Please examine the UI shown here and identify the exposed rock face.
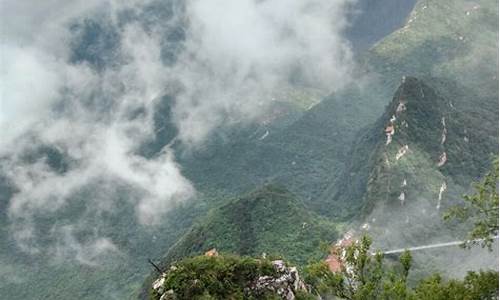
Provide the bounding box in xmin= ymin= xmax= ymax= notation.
xmin=204 ymin=248 xmax=219 ymax=257
xmin=437 ymin=182 xmax=447 ymax=210
xmin=151 ymin=265 xmax=178 ymax=299
xmin=151 ymin=259 xmax=308 ymax=300
xmin=398 ymin=191 xmax=406 ymax=205
xmin=151 ymin=274 xmax=168 ymax=298
xmin=396 ymin=145 xmax=409 ymax=160
xmin=437 ymin=152 xmax=447 ymax=167
xmin=247 ymin=260 xmax=308 ymax=300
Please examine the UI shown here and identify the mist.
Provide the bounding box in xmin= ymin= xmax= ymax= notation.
xmin=359 ymin=176 xmax=499 ymax=280
xmin=1 ymin=0 xmax=356 ymax=263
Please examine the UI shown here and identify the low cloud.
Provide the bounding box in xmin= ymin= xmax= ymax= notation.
xmin=50 ymin=225 xmax=122 ymax=266
xmin=173 ymin=0 xmax=355 ymax=144
xmin=1 ymin=0 xmax=356 ymax=262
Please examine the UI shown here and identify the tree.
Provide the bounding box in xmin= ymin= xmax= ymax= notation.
xmin=445 ymin=157 xmax=499 ymax=249
xmin=413 ymin=270 xmax=499 ymax=300
xmin=156 ymin=255 xmax=276 ymax=299
xmin=304 ymin=236 xmax=413 ymax=299
xmin=303 ymin=235 xmax=499 ymax=300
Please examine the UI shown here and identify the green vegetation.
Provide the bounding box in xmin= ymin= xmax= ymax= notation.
xmin=324 ymin=75 xmax=498 ymax=285
xmin=1 ymin=1 xmax=498 ymax=299
xmin=413 ymin=271 xmax=499 ymax=300
xmin=161 ymin=185 xmax=338 ymax=267
xmin=303 ymin=236 xmax=499 ymax=299
xmin=304 ymin=236 xmax=414 ymax=299
xmin=369 ymin=0 xmax=498 ymax=92
xmin=144 ymin=1 xmax=500 ymax=295
xmin=153 ymin=255 xmax=277 ymax=299
xmin=151 ymin=236 xmax=498 ymax=300
xmin=0 ymin=188 xmax=210 ymax=300
xmin=445 ymin=158 xmax=499 ymax=249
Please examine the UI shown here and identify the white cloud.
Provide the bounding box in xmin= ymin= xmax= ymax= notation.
xmin=172 ymin=0 xmax=355 ymax=144
xmin=0 ymin=0 xmax=355 ymax=262
xmin=50 ymin=225 xmax=122 ymax=266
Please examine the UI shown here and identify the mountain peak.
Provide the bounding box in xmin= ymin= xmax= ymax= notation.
xmin=383 ymin=77 xmax=448 ymax=152
xmin=159 ymin=185 xmax=337 ymax=267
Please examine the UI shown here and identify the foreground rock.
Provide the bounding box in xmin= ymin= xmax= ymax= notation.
xmin=151 ymin=251 xmax=308 ymax=300
xmin=246 ymin=260 xmax=308 ymax=300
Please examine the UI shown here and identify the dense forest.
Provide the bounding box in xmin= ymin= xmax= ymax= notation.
xmin=0 ymin=0 xmax=497 ymax=299
xmin=149 ymin=159 xmax=499 ymax=299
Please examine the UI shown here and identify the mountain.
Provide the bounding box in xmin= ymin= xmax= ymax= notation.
xmin=336 ymin=75 xmax=496 ymax=226
xmin=335 ymin=76 xmax=499 ymax=279
xmin=175 ymin=0 xmax=498 ymax=219
xmin=0 ymin=191 xmax=206 ymax=300
xmin=152 ymin=0 xmax=498 ymax=283
xmin=344 ymin=0 xmax=417 ymax=52
xmin=366 ymin=0 xmax=498 ymax=92
xmin=322 ymin=0 xmax=498 ymax=224
xmin=1 ymin=0 xmax=498 ymax=299
xmin=176 ymin=84 xmax=388 ymax=220
xmin=328 ymin=0 xmax=499 ymax=220
xmin=160 ymin=185 xmax=338 ymax=266
xmin=138 ymin=185 xmax=338 ymax=299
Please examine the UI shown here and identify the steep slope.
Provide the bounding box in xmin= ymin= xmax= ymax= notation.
xmin=338 ymin=76 xmax=496 ymax=215
xmin=367 ymin=0 xmax=498 ymax=94
xmin=160 ymin=185 xmax=338 ymax=267
xmin=177 ymin=0 xmax=498 ymax=218
xmin=0 ymin=183 xmax=205 ymax=300
xmin=0 ymin=3 xmax=323 ymax=300
xmin=138 ymin=0 xmax=499 ymax=295
xmin=303 ymin=0 xmax=498 ymax=218
xmin=331 ymin=76 xmax=498 ymax=277
xmin=139 ymin=185 xmax=338 ymax=298
xmin=178 ymin=81 xmax=389 ymax=219
xmin=344 ymin=0 xmax=417 ymax=52
xmin=2 ymin=1 xmax=498 ymax=299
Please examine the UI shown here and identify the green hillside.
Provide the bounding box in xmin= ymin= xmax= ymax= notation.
xmin=368 ymin=0 xmax=498 ymax=93
xmin=332 ymin=76 xmax=497 ymax=215
xmin=178 ymin=82 xmax=390 ymax=220
xmin=138 ymin=185 xmax=339 ymax=299
xmin=156 ymin=0 xmax=499 ymax=285
xmin=176 ymin=0 xmax=498 ymax=219
xmin=322 ymin=0 xmax=499 ymax=229
xmin=1 ymin=0 xmax=498 ymax=299
xmin=147 ymin=0 xmax=500 ymax=296
xmin=161 ymin=185 xmax=338 ymax=267
xmin=0 ymin=195 xmax=206 ymax=300
xmin=328 ymin=76 xmax=499 ymax=279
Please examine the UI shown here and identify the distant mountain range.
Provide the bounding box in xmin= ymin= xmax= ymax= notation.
xmin=0 ymin=1 xmax=497 ymax=299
